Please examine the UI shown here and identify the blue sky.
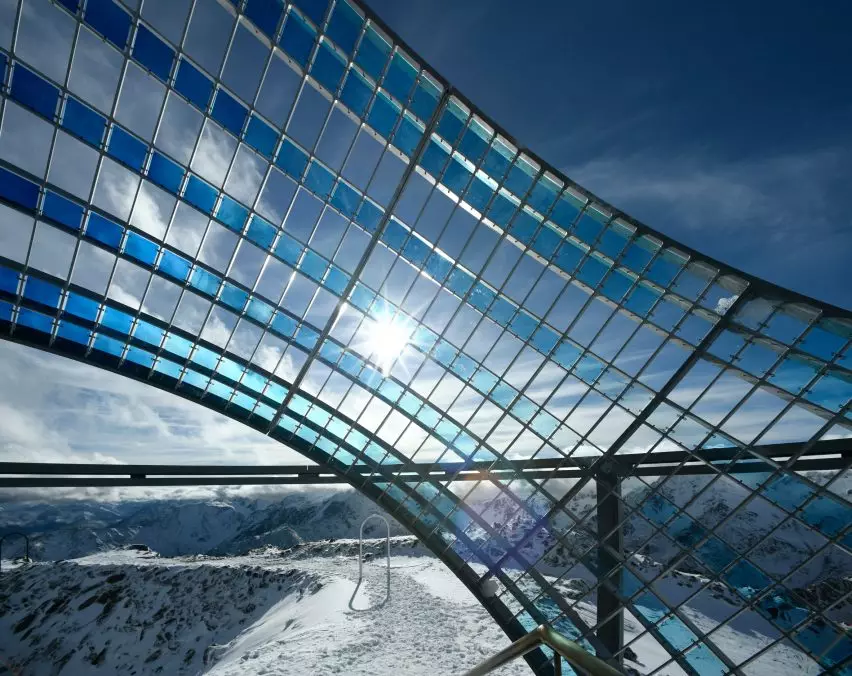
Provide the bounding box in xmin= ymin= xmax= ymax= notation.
xmin=368 ymin=0 xmax=852 ymax=309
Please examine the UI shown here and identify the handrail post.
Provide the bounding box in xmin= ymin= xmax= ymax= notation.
xmin=348 ymin=513 xmax=391 ymax=611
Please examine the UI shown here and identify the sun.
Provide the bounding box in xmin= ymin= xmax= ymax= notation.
xmin=370 ymin=313 xmax=412 ymax=377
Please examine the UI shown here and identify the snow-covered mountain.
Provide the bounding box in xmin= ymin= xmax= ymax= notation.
xmin=2 ymin=489 xmax=408 ymax=561
xmin=4 ymin=473 xmax=849 ymax=590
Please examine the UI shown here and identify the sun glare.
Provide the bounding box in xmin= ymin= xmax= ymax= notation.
xmin=370 ymin=314 xmax=412 ymax=376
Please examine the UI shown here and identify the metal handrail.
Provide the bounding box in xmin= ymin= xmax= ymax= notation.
xmin=462 ymin=624 xmax=624 ymax=676
xmin=348 ymin=513 xmax=391 ymax=611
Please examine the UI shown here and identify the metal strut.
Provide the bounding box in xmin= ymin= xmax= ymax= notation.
xmin=348 ymin=514 xmax=391 ymax=611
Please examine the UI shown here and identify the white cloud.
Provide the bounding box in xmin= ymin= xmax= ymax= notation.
xmin=0 ymin=341 xmax=306 ymax=469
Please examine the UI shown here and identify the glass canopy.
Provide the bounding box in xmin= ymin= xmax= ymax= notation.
xmin=0 ymin=0 xmax=849 ymax=673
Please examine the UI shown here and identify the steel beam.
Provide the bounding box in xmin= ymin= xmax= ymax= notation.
xmin=595 ymin=467 xmax=624 ymax=665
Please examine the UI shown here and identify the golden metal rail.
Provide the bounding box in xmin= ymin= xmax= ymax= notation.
xmin=462 ymin=624 xmax=624 ymax=676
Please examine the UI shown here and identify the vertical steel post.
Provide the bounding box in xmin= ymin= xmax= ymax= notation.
xmin=595 ymin=467 xmax=623 ymax=665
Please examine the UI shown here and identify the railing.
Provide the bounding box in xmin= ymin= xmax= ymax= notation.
xmin=348 ymin=513 xmax=391 ymax=611
xmin=462 ymin=624 xmax=624 ymax=676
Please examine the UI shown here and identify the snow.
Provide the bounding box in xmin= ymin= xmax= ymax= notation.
xmin=2 ymin=540 xmax=839 ymax=676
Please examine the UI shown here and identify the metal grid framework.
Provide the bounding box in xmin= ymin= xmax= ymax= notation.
xmin=0 ymin=0 xmax=849 ymax=673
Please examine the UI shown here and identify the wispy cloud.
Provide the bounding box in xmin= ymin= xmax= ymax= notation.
xmin=0 ymin=342 xmax=304 ymax=467
xmin=567 ymin=147 xmax=850 ymax=237
xmin=563 ymin=146 xmax=852 ymax=307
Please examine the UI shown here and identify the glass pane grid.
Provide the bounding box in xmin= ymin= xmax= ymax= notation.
xmin=1 ymin=0 xmax=850 ymax=673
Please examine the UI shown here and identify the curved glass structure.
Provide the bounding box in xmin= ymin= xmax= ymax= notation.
xmin=0 ymin=0 xmax=850 ymax=673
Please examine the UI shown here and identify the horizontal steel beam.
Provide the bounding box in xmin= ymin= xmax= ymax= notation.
xmin=1 ymin=439 xmax=846 ymax=488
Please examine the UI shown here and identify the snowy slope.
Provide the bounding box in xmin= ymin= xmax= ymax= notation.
xmin=0 ymin=545 xmax=528 ymax=676
xmin=1 ymin=541 xmax=838 ymax=675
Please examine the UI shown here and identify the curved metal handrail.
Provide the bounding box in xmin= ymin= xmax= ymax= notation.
xmin=348 ymin=513 xmax=391 ymax=611
xmin=462 ymin=624 xmax=624 ymax=676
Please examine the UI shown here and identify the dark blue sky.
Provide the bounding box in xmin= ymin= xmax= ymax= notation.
xmin=367 ymin=0 xmax=852 ymax=310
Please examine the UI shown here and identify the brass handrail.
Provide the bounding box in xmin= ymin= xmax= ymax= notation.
xmin=462 ymin=624 xmax=624 ymax=676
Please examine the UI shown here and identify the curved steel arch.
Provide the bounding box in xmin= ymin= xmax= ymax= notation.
xmin=0 ymin=0 xmax=850 ymax=673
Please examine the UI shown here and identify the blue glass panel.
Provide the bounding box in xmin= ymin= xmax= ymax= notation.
xmin=305 ymin=161 xmax=335 ymax=199
xmin=381 ymin=218 xmax=407 ymax=251
xmin=124 ymin=231 xmax=159 ymax=266
xmin=217 ymin=195 xmax=249 ymax=232
xmin=442 ymin=157 xmax=472 ymax=195
xmin=211 ymin=89 xmax=248 ymax=135
xmin=158 ymin=250 xmax=191 ymax=281
xmin=148 ymin=152 xmax=184 ymax=193
xmin=509 ymin=210 xmax=538 ymax=243
xmin=577 ymin=255 xmax=609 ymax=287
xmin=271 ymin=311 xmax=297 ymax=337
xmin=133 ymin=25 xmax=175 ymax=82
xmin=601 ymin=269 xmax=633 ymax=303
xmin=330 ymin=181 xmax=360 ymax=218
xmin=465 ymin=176 xmax=492 ymax=213
xmin=56 ymin=0 xmax=79 ymax=12
xmin=410 ymin=78 xmax=439 ymax=122
xmin=108 ymin=126 xmax=147 ymax=171
xmin=184 ymin=175 xmax=218 ymax=214
xmin=85 ymin=213 xmax=123 ymax=249
xmin=57 ymin=320 xmax=89 ymax=344
xmin=133 ymin=320 xmax=164 ymax=347
xmin=275 ymin=139 xmax=309 ymax=179
xmin=325 ymin=0 xmax=361 ymax=56
xmin=647 ymin=252 xmax=682 ymax=288
xmin=510 ymin=311 xmax=537 ymax=340
xmin=324 ymin=265 xmax=348 ymax=295
xmin=393 ymin=114 xmax=422 ymax=157
xmin=23 ymin=277 xmax=61 ymax=308
xmin=246 ymin=296 xmax=275 ymax=325
xmin=424 ymin=251 xmax=451 ymax=283
xmin=340 ymin=70 xmax=372 ymax=117
xmin=420 ymin=138 xmax=450 ymax=178
xmin=504 ymin=161 xmax=535 ymax=197
xmin=355 ymin=199 xmax=383 ymax=233
xmin=468 ymin=283 xmax=495 ymax=312
xmin=280 ymin=12 xmax=315 ymax=67
xmin=384 ymin=53 xmax=416 ymax=103
xmin=529 ymin=179 xmax=558 ymax=215
xmin=275 ymin=235 xmax=302 ymax=268
xmin=355 ymin=27 xmax=389 ymax=81
xmin=0 ymin=168 xmax=39 ymax=211
xmin=555 ymin=240 xmax=585 ymax=274
xmin=174 ymin=59 xmax=214 ymax=110
xmin=486 ymin=191 xmax=517 ymax=227
xmin=437 ymin=105 xmax=465 ymax=145
xmin=190 ymin=267 xmax=221 ymax=296
xmin=573 ymin=212 xmax=604 ymax=245
xmin=11 ymin=66 xmax=59 ymax=118
xmin=101 ymin=306 xmax=133 ymax=334
xmin=42 ymin=192 xmax=83 ymax=230
xmin=367 ymin=91 xmax=399 ymax=139
xmin=246 ymin=215 xmax=277 ymax=248
xmin=245 ymin=116 xmax=278 ymax=158
xmin=18 ymin=308 xmax=53 ymax=333
xmin=446 ymin=268 xmax=473 ymax=296
xmin=294 ymin=0 xmax=327 ymax=25
xmin=301 ymin=249 xmax=327 ymax=281
xmin=62 ymin=98 xmax=106 ymax=145
xmin=125 ymin=346 xmax=155 ymax=368
xmin=244 ymin=0 xmax=283 ymax=38
xmin=220 ymin=282 xmax=248 ymax=311
xmin=85 ymin=0 xmax=131 ymax=48
xmin=313 ymin=41 xmax=345 ymax=92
